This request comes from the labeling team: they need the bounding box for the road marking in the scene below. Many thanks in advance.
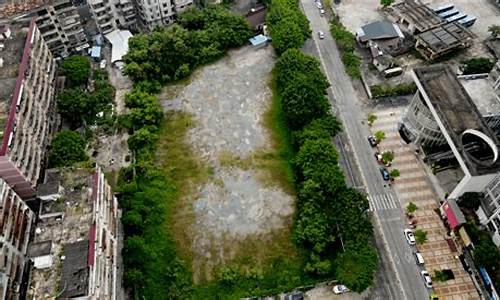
[368,194,399,212]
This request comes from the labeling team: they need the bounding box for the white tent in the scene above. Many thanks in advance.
[104,30,133,64]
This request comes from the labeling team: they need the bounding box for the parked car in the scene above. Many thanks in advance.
[318,31,325,39]
[367,135,377,147]
[99,59,107,69]
[284,291,304,300]
[316,2,323,9]
[333,285,350,294]
[404,228,416,245]
[380,167,390,181]
[414,252,425,265]
[320,8,325,15]
[421,270,433,288]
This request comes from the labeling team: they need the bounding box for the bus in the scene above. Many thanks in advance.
[433,3,454,14]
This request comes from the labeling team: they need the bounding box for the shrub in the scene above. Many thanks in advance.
[406,202,418,213]
[49,130,88,167]
[370,83,417,98]
[374,130,385,143]
[367,113,377,126]
[414,229,427,244]
[461,58,494,75]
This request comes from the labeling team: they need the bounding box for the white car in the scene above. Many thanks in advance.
[421,270,433,288]
[333,285,349,294]
[99,59,107,69]
[320,8,325,15]
[316,2,323,9]
[318,31,325,39]
[404,228,416,245]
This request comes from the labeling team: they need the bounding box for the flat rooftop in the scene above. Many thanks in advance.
[414,65,500,176]
[0,0,47,18]
[459,76,500,117]
[416,22,472,53]
[29,168,96,299]
[0,21,29,141]
[393,0,445,32]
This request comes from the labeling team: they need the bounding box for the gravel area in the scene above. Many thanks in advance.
[165,46,295,281]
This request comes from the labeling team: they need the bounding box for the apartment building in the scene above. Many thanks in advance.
[135,0,193,30]
[28,166,120,299]
[477,174,500,246]
[0,0,89,57]
[88,0,137,34]
[0,19,59,199]
[0,179,35,300]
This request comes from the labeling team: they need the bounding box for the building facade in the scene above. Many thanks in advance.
[29,167,120,299]
[477,174,500,246]
[88,0,137,34]
[0,179,35,300]
[0,19,59,199]
[0,0,89,57]
[135,0,193,30]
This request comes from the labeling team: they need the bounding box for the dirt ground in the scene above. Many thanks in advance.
[162,46,296,283]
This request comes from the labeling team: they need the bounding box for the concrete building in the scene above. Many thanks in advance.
[414,22,473,61]
[0,179,35,300]
[88,0,136,34]
[0,19,59,199]
[477,174,500,246]
[400,65,500,199]
[356,21,405,53]
[0,0,89,57]
[135,0,193,30]
[392,0,445,34]
[28,166,120,299]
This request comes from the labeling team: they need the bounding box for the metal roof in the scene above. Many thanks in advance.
[360,21,401,40]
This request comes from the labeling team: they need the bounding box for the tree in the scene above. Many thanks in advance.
[128,127,159,152]
[489,25,500,38]
[295,139,338,178]
[294,114,342,147]
[57,89,89,125]
[335,241,378,293]
[458,192,482,211]
[367,113,377,126]
[380,0,394,8]
[389,168,400,180]
[406,202,418,213]
[49,130,88,167]
[374,131,385,143]
[61,55,91,87]
[414,229,427,244]
[270,18,307,55]
[473,238,500,269]
[461,58,494,75]
[381,151,394,165]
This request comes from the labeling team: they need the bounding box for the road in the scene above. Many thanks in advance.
[299,2,431,299]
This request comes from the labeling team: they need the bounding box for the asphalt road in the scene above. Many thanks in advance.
[299,2,431,299]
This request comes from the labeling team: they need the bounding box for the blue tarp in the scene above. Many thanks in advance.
[249,34,268,46]
[90,46,101,59]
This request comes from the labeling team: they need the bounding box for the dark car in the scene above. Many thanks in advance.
[380,168,390,181]
[284,292,304,300]
[367,135,377,147]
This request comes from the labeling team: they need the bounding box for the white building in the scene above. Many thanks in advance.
[88,0,137,34]
[135,0,193,30]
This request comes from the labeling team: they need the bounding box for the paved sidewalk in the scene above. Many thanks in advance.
[371,108,480,300]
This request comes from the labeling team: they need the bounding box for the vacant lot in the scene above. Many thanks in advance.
[159,46,297,283]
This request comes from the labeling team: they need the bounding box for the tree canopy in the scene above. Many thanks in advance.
[61,55,91,87]
[49,130,88,167]
[461,58,495,75]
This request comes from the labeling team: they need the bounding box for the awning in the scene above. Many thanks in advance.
[459,226,473,248]
[90,46,101,59]
[441,199,466,230]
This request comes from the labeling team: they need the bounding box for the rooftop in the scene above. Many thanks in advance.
[413,65,500,176]
[459,75,500,117]
[0,20,30,142]
[27,241,52,258]
[359,21,402,41]
[416,22,472,54]
[29,168,97,299]
[393,0,445,33]
[0,0,47,18]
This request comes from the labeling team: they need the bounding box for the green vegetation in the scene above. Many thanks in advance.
[433,270,453,282]
[414,229,428,244]
[406,202,418,213]
[49,130,88,167]
[461,58,495,75]
[61,55,91,87]
[330,19,361,78]
[457,192,482,211]
[489,25,500,38]
[380,0,394,8]
[389,168,400,180]
[123,5,252,83]
[381,151,394,165]
[367,113,377,126]
[374,130,385,143]
[370,82,417,98]
[275,48,377,289]
[266,0,311,55]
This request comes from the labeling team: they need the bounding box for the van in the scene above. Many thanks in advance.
[383,67,403,78]
[414,252,425,265]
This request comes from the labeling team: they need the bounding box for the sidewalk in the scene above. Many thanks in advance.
[371,108,480,300]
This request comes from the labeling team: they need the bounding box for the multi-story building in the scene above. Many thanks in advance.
[88,0,137,34]
[0,0,89,57]
[478,174,500,246]
[0,19,59,199]
[135,0,193,30]
[28,166,120,299]
[0,179,35,300]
